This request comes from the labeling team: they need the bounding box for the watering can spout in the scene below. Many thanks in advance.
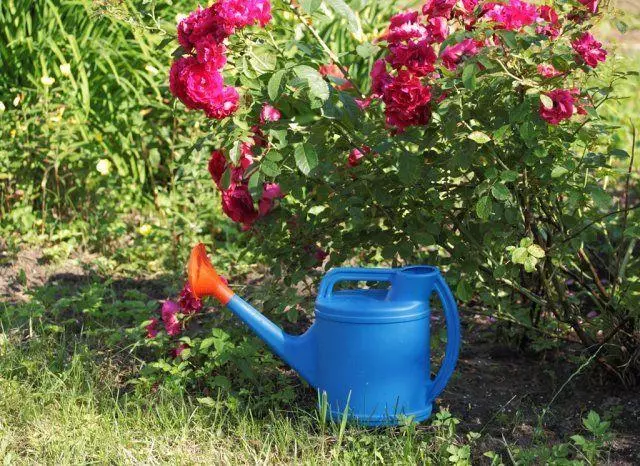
[187,244,317,387]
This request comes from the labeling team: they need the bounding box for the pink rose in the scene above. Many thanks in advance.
[171,343,189,358]
[221,184,259,226]
[145,318,159,339]
[215,0,272,29]
[371,59,392,97]
[387,40,437,76]
[348,145,371,167]
[578,0,598,14]
[385,23,429,44]
[169,56,239,119]
[178,282,202,315]
[208,150,227,187]
[389,11,419,28]
[440,38,481,70]
[194,36,227,67]
[258,182,283,216]
[203,85,240,119]
[161,301,181,336]
[422,0,456,19]
[572,32,607,68]
[260,103,282,123]
[355,97,372,109]
[177,6,230,52]
[382,71,432,129]
[537,63,562,78]
[536,5,560,38]
[483,0,539,31]
[425,17,449,43]
[539,89,575,125]
[455,0,479,29]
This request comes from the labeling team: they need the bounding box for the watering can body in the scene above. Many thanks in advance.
[188,245,461,426]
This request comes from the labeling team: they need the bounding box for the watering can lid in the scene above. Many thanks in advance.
[315,289,427,323]
[314,266,440,323]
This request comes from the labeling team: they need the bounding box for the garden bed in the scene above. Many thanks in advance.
[2,246,638,464]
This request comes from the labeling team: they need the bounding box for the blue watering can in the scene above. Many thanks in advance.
[188,243,461,426]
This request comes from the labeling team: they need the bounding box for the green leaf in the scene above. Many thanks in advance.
[229,140,242,165]
[456,279,473,302]
[462,63,477,90]
[260,159,281,177]
[248,170,263,200]
[398,153,421,186]
[527,244,545,258]
[540,94,554,110]
[356,43,380,59]
[294,65,330,102]
[551,166,569,178]
[324,0,364,40]
[614,20,628,34]
[200,337,216,351]
[468,131,491,144]
[500,170,518,182]
[249,49,277,73]
[268,70,287,102]
[308,205,327,215]
[300,0,322,14]
[571,435,587,446]
[524,256,538,273]
[511,247,528,264]
[294,143,318,175]
[476,196,492,220]
[519,237,533,248]
[493,125,510,141]
[519,121,535,145]
[491,184,511,201]
[624,225,640,238]
[197,397,216,407]
[590,188,612,209]
[220,167,232,190]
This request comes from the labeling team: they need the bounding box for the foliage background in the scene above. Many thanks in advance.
[1,0,639,463]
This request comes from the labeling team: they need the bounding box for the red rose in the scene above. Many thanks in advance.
[382,71,432,129]
[387,40,437,76]
[221,185,259,226]
[539,89,575,125]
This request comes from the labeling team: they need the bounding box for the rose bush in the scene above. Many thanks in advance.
[157,0,638,384]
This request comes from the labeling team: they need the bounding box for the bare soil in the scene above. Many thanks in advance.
[1,247,639,464]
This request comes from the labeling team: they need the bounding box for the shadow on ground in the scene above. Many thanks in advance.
[1,248,639,464]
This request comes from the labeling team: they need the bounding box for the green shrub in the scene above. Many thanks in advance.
[159,0,639,382]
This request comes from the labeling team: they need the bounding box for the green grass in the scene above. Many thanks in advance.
[0,333,466,464]
[0,271,617,465]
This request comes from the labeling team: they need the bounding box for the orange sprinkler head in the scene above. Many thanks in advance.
[187,243,234,305]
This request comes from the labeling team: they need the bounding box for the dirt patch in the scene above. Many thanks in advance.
[2,249,638,463]
[443,319,640,464]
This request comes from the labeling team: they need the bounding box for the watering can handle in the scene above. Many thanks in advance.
[428,273,461,401]
[318,267,395,299]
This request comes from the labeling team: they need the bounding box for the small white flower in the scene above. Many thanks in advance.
[13,94,21,107]
[59,63,71,76]
[41,76,55,86]
[96,159,112,175]
[145,64,159,75]
[0,102,5,114]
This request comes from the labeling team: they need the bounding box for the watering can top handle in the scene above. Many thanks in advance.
[318,267,396,299]
[428,273,461,401]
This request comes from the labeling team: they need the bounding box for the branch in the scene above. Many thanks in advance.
[559,204,640,244]
[284,0,365,97]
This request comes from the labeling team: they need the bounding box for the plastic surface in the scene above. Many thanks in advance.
[218,261,461,426]
[187,243,234,304]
